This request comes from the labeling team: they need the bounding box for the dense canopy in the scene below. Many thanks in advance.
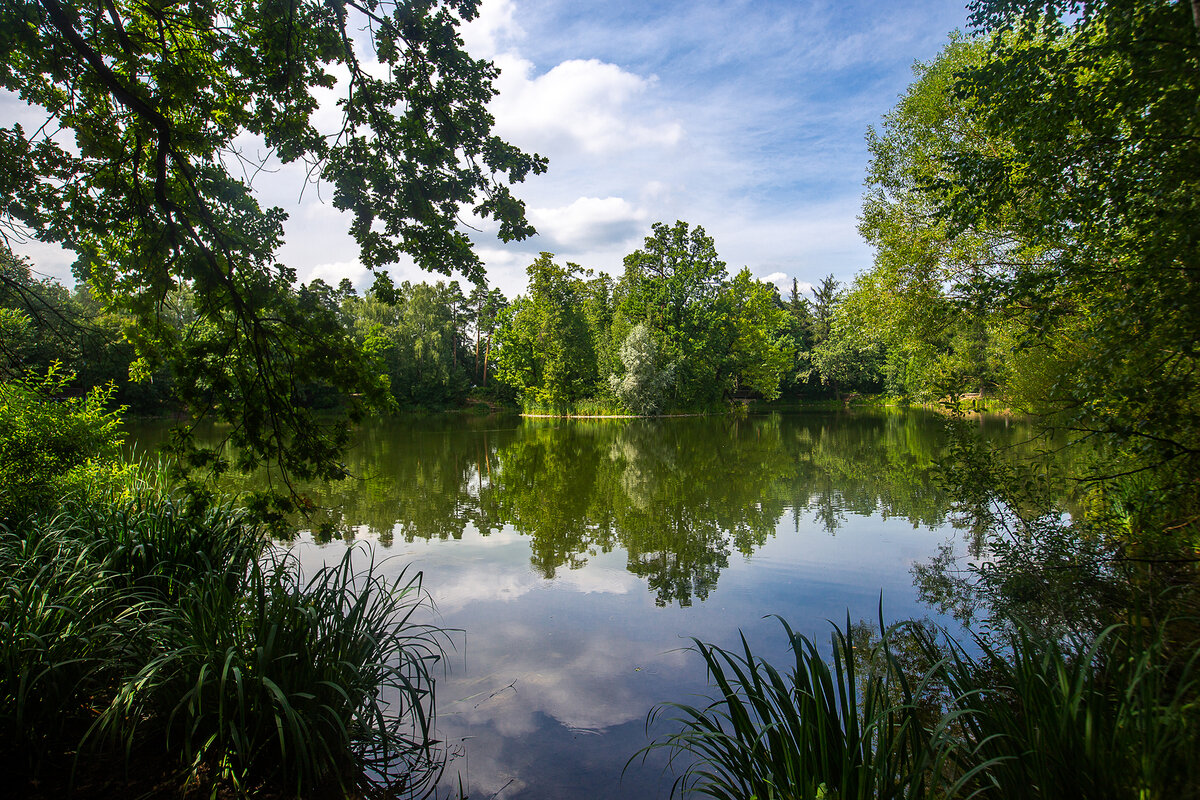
[0,0,545,479]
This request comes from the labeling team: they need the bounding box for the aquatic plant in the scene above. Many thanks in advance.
[645,616,1200,799]
[1,496,448,798]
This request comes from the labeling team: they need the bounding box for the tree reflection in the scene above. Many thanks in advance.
[136,410,1047,606]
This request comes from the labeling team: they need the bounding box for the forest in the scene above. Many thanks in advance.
[1,225,865,416]
[2,0,1199,797]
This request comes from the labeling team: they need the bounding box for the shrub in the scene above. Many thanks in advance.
[0,364,134,524]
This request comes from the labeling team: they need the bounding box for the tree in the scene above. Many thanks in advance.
[466,282,506,388]
[615,221,729,404]
[493,254,597,407]
[857,34,1023,402]
[609,323,674,415]
[344,278,471,408]
[0,0,546,482]
[808,274,840,347]
[0,248,80,379]
[944,0,1200,511]
[724,269,794,401]
[809,303,886,400]
[873,1,1200,633]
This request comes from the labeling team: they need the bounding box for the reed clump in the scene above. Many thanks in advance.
[1,496,446,799]
[1,368,448,798]
[644,615,1200,800]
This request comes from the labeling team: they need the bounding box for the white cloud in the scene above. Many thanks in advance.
[305,260,372,288]
[460,0,524,59]
[490,55,683,155]
[528,196,647,250]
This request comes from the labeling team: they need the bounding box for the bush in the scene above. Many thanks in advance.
[0,364,134,525]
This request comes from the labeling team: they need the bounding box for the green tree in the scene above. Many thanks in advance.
[809,301,886,400]
[345,278,471,408]
[942,1,1200,537]
[809,274,840,346]
[493,253,597,408]
[724,269,795,401]
[857,35,1022,402]
[0,0,546,482]
[615,221,729,405]
[609,323,675,415]
[467,281,507,387]
[0,249,82,379]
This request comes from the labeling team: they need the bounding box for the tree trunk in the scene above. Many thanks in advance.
[482,333,492,387]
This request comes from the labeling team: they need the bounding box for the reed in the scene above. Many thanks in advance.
[640,616,945,800]
[0,517,140,776]
[2,494,448,798]
[94,544,446,797]
[645,616,1200,800]
[931,622,1200,799]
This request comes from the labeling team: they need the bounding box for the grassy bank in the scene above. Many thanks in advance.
[1,372,447,799]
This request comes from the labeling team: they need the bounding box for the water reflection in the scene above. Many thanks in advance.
[127,410,1047,799]
[135,410,1041,607]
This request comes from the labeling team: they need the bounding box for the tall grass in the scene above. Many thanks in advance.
[1,493,448,798]
[0,518,140,775]
[640,616,957,800]
[933,623,1200,799]
[644,616,1200,799]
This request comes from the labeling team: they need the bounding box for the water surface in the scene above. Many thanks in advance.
[130,410,1036,799]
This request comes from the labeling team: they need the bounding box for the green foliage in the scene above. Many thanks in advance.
[615,221,731,404]
[935,623,1200,800]
[493,253,598,408]
[0,520,134,775]
[347,278,473,408]
[609,323,675,415]
[0,0,545,482]
[0,364,135,524]
[96,543,444,797]
[647,615,1200,800]
[0,378,447,796]
[809,298,887,400]
[0,494,446,797]
[858,3,1200,629]
[724,269,795,401]
[856,36,1022,403]
[491,224,804,411]
[938,1,1200,528]
[641,616,938,800]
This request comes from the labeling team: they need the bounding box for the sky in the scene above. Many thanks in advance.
[6,0,972,300]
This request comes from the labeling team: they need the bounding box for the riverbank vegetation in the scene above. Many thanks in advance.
[644,0,1200,796]
[3,0,1199,795]
[1,372,446,798]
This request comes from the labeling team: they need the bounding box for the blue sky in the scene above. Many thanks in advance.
[8,0,972,300]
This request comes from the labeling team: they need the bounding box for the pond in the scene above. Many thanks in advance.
[129,409,1038,799]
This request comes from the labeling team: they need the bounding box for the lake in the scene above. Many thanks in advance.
[129,409,1035,799]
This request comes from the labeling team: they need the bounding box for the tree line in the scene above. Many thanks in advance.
[3,226,889,417]
[490,221,877,413]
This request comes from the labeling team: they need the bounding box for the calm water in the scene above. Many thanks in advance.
[129,410,1037,799]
